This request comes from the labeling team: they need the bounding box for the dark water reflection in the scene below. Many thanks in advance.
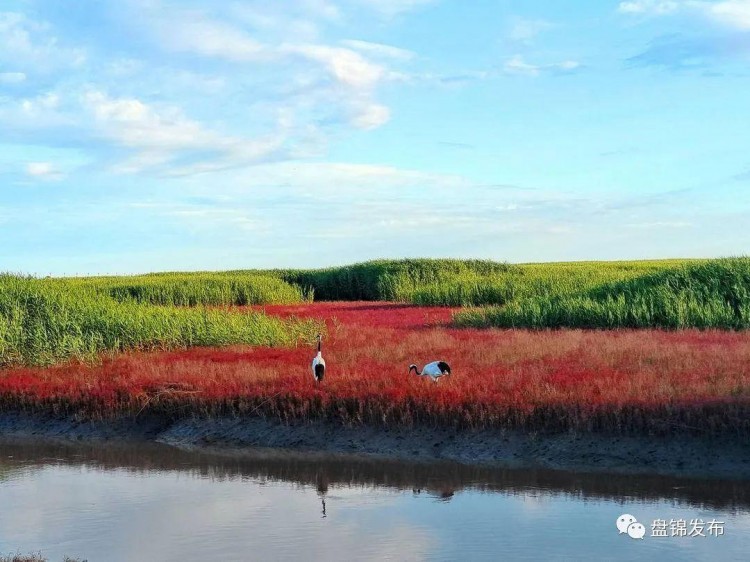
[1,439,749,561]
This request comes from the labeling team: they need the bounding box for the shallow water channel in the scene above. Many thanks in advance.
[0,439,748,561]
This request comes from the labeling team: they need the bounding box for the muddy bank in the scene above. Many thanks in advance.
[1,412,749,480]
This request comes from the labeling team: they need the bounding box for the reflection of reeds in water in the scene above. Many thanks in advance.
[1,439,748,513]
[0,554,85,562]
[412,488,455,502]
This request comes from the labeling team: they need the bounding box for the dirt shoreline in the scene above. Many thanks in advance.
[1,412,749,480]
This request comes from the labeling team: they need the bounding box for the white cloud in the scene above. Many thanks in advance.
[349,103,392,129]
[618,0,750,30]
[155,15,269,62]
[22,92,60,113]
[356,0,437,17]
[82,90,287,175]
[162,206,268,232]
[504,55,542,76]
[0,11,86,70]
[0,2,421,181]
[196,161,474,193]
[282,44,394,128]
[0,71,26,83]
[26,161,63,181]
[503,55,580,77]
[141,8,389,90]
[9,92,69,126]
[293,162,445,187]
[230,0,341,34]
[308,162,461,187]
[709,0,750,29]
[508,18,554,43]
[618,0,682,14]
[84,91,215,150]
[626,221,693,228]
[138,8,399,132]
[303,0,342,20]
[285,44,385,89]
[340,40,415,61]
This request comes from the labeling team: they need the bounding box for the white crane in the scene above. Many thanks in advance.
[312,333,325,384]
[409,361,451,383]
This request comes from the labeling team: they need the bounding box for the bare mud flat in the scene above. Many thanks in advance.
[1,412,749,480]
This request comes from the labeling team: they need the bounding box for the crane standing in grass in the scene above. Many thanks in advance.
[312,333,325,384]
[409,361,451,383]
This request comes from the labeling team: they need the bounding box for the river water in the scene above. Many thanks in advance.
[0,439,748,561]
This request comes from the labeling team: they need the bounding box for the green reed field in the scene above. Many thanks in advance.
[0,275,320,367]
[2,257,749,366]
[74,272,310,306]
[454,258,750,330]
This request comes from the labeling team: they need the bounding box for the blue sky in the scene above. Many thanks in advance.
[1,0,749,274]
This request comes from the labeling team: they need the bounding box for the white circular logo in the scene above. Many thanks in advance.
[617,514,637,534]
[627,522,646,540]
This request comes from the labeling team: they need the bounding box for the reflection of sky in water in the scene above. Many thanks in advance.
[1,460,749,561]
[401,490,750,561]
[0,466,432,562]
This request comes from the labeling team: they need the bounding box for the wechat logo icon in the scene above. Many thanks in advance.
[617,514,645,540]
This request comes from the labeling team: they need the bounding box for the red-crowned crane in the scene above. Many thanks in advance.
[409,361,451,383]
[312,333,325,384]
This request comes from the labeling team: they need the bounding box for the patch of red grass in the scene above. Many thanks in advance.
[2,302,750,434]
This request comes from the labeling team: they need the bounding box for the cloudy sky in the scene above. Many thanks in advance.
[1,0,749,274]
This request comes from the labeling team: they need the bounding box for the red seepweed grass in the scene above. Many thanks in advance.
[2,302,750,436]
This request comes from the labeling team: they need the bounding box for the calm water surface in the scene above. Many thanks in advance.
[1,439,749,561]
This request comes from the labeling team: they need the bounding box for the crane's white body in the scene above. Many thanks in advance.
[409,361,451,383]
[312,353,325,380]
[312,334,325,383]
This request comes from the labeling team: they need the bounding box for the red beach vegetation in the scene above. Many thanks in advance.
[2,302,750,436]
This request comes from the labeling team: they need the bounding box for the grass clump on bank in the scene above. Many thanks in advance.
[72,272,309,306]
[0,275,321,367]
[410,259,695,306]
[48,258,703,309]
[60,259,517,306]
[276,259,515,301]
[274,258,694,307]
[455,258,750,329]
